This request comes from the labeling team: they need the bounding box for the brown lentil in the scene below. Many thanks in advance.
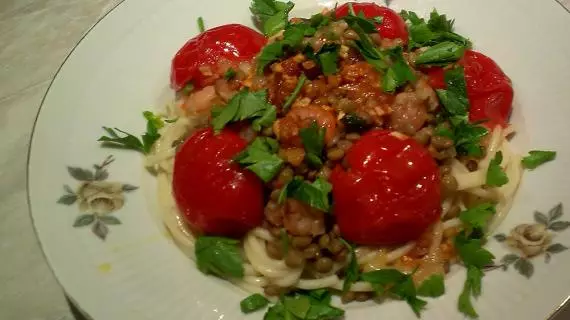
[303,244,320,259]
[341,291,356,303]
[329,238,344,254]
[318,234,331,248]
[431,135,454,150]
[315,257,334,273]
[317,166,332,179]
[264,285,282,297]
[285,249,305,268]
[466,159,479,172]
[270,189,281,201]
[355,292,372,302]
[344,133,361,141]
[439,164,452,175]
[291,236,312,249]
[266,241,284,260]
[333,248,348,262]
[441,174,458,196]
[326,147,345,161]
[337,140,353,152]
[413,127,433,145]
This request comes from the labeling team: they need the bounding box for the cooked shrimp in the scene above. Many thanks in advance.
[273,104,337,147]
[389,92,428,136]
[182,86,220,114]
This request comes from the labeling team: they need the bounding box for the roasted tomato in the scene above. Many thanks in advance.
[426,50,514,128]
[170,24,267,91]
[330,130,441,245]
[172,128,264,237]
[335,2,408,44]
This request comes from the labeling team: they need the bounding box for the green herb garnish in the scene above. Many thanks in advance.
[361,269,428,317]
[250,0,294,36]
[240,293,270,313]
[300,122,326,168]
[382,46,416,92]
[400,9,471,49]
[224,68,237,80]
[197,16,205,33]
[340,239,359,293]
[283,74,307,111]
[459,203,496,232]
[263,290,344,319]
[317,43,340,75]
[522,150,557,169]
[195,236,244,278]
[211,89,276,132]
[234,137,284,182]
[417,274,445,298]
[279,177,332,212]
[415,41,465,66]
[98,111,163,154]
[486,151,509,187]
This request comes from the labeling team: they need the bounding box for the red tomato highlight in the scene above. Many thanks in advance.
[426,50,514,128]
[172,128,264,237]
[330,130,441,246]
[170,24,267,91]
[335,2,408,44]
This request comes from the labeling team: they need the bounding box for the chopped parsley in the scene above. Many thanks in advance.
[234,137,284,182]
[197,16,205,33]
[98,111,163,154]
[415,41,465,66]
[195,236,244,278]
[263,290,344,319]
[250,0,294,36]
[435,67,488,156]
[283,74,307,112]
[522,150,557,169]
[400,9,471,49]
[224,67,237,80]
[300,122,326,168]
[459,203,496,232]
[210,89,276,132]
[486,151,509,187]
[240,293,269,313]
[361,269,427,317]
[279,177,332,212]
[339,239,359,293]
[382,46,417,92]
[417,274,445,298]
[317,43,340,75]
[256,22,310,73]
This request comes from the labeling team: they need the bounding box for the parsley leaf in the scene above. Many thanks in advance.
[211,89,276,132]
[455,233,495,269]
[317,43,340,75]
[454,232,494,318]
[262,291,344,320]
[300,122,326,168]
[197,16,205,33]
[283,74,307,112]
[486,151,509,186]
[383,46,416,92]
[521,150,557,169]
[98,111,162,154]
[436,67,488,156]
[459,203,496,231]
[234,137,284,182]
[417,274,445,297]
[256,22,310,73]
[240,294,269,313]
[195,236,244,278]
[361,269,427,317]
[250,0,294,36]
[415,41,465,66]
[340,239,359,293]
[224,68,237,80]
[401,9,471,49]
[279,177,332,212]
[342,113,371,132]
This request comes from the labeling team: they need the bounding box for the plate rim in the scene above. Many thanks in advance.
[24,0,570,319]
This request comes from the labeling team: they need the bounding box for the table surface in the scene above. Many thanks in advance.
[1,0,569,319]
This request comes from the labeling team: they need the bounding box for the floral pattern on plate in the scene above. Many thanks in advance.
[56,155,138,240]
[494,203,569,278]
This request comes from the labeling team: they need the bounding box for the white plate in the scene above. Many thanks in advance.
[28,0,570,319]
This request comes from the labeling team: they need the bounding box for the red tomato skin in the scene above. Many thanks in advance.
[172,128,264,237]
[335,2,408,43]
[171,24,267,91]
[330,130,441,246]
[425,50,514,127]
